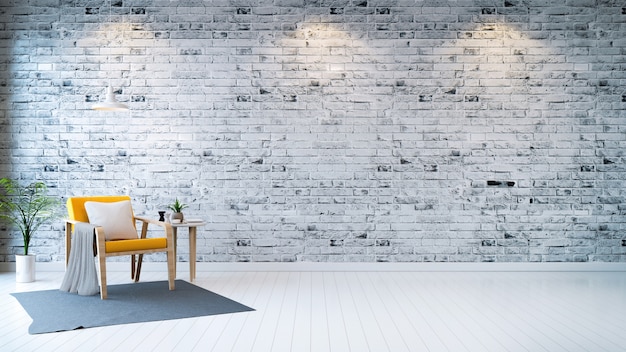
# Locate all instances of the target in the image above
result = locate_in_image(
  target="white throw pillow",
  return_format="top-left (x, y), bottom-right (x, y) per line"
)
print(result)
top-left (84, 200), bottom-right (137, 240)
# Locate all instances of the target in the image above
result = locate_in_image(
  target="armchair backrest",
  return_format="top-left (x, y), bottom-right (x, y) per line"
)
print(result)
top-left (67, 196), bottom-right (134, 222)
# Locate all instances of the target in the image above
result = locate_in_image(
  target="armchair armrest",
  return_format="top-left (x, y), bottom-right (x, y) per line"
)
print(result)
top-left (134, 215), bottom-right (171, 227)
top-left (133, 215), bottom-right (173, 242)
top-left (65, 218), bottom-right (83, 225)
top-left (65, 218), bottom-right (104, 236)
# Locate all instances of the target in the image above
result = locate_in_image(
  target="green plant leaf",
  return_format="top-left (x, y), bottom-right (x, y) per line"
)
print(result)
top-left (0, 178), bottom-right (61, 255)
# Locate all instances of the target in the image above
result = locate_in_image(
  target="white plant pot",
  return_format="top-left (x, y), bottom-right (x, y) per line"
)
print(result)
top-left (15, 254), bottom-right (36, 283)
top-left (170, 212), bottom-right (184, 223)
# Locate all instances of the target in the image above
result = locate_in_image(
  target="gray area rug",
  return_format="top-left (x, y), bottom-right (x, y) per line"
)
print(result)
top-left (11, 280), bottom-right (254, 334)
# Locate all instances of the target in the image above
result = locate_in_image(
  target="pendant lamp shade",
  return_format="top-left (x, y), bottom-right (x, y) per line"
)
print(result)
top-left (92, 85), bottom-right (129, 111)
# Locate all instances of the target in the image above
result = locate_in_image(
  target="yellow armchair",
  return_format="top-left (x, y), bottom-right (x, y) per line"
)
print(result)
top-left (65, 196), bottom-right (175, 299)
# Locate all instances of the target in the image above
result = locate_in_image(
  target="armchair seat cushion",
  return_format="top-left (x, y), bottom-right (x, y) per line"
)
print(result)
top-left (105, 238), bottom-right (168, 253)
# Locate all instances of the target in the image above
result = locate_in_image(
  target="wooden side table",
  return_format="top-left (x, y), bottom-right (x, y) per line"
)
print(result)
top-left (170, 221), bottom-right (205, 281)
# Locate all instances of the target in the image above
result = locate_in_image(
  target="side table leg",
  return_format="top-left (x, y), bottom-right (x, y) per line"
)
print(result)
top-left (189, 226), bottom-right (197, 281)
top-left (172, 227), bottom-right (178, 279)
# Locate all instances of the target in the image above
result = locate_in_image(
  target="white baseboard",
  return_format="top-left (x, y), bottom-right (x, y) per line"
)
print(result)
top-left (2, 261), bottom-right (625, 273)
top-left (194, 262), bottom-right (626, 272)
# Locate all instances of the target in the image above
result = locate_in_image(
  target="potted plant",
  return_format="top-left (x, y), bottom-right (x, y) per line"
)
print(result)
top-left (0, 178), bottom-right (61, 282)
top-left (167, 198), bottom-right (188, 223)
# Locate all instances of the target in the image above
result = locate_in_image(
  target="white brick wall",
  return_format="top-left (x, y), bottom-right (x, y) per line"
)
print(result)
top-left (0, 1), bottom-right (625, 263)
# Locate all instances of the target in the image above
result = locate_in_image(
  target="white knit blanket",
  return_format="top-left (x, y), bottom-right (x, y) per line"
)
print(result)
top-left (60, 222), bottom-right (99, 296)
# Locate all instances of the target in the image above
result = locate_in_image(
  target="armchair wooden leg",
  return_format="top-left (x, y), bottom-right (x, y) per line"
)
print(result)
top-left (97, 253), bottom-right (107, 300)
top-left (134, 254), bottom-right (144, 282)
top-left (131, 254), bottom-right (136, 280)
top-left (65, 222), bottom-right (72, 268)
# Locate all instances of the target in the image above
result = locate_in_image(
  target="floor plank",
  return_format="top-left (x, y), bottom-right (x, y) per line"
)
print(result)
top-left (289, 271), bottom-right (313, 352)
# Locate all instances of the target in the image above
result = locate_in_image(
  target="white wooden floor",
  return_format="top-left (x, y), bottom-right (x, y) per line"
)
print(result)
top-left (1, 268), bottom-right (625, 352)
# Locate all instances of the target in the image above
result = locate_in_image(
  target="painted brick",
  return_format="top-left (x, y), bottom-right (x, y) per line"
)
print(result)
top-left (0, 1), bottom-right (625, 263)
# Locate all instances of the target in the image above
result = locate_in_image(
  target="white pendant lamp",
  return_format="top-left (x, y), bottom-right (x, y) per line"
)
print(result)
top-left (92, 1), bottom-right (128, 112)
top-left (92, 85), bottom-right (128, 111)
